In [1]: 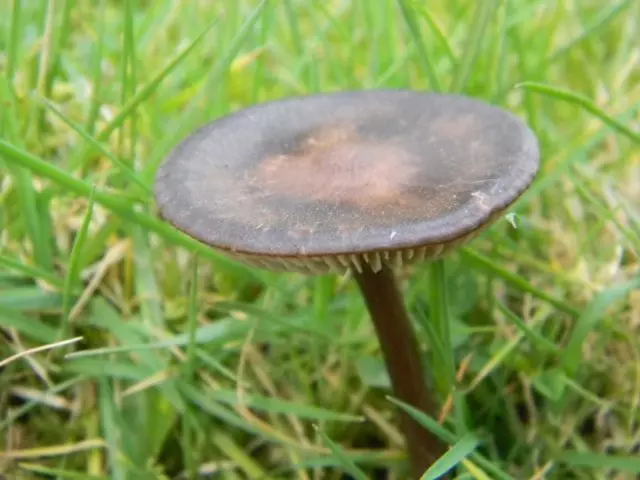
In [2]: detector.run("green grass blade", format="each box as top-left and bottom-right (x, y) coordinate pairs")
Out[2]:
(0, 305), (58, 343)
(194, 349), (240, 384)
(572, 171), (640, 254)
(66, 358), (153, 381)
(388, 397), (515, 480)
(85, 0), (107, 135)
(10, 166), (54, 272)
(0, 140), (261, 280)
(17, 464), (109, 480)
(98, 378), (127, 480)
(59, 186), (96, 339)
(283, 0), (314, 91)
(121, 0), (138, 167)
(251, 0), (273, 102)
(140, 0), (269, 182)
(211, 431), (272, 479)
(43, 0), (72, 103)
(122, 0), (136, 104)
(198, 0), (269, 115)
(406, 1), (455, 64)
(0, 254), (64, 288)
(39, 97), (150, 195)
(387, 396), (455, 442)
(0, 71), (17, 139)
(396, 0), (442, 92)
(95, 16), (221, 143)
(461, 248), (580, 317)
(450, 0), (498, 92)
(315, 426), (370, 480)
(516, 105), (639, 204)
(420, 433), (480, 480)
(131, 226), (164, 326)
(64, 318), (250, 358)
(0, 139), (126, 208)
(508, 26), (539, 132)
(559, 451), (640, 473)
(517, 82), (640, 144)
(7, 0), (22, 81)
(547, 0), (635, 63)
(426, 259), (456, 400)
(0, 375), (86, 431)
(182, 256), (200, 480)
(313, 275), (333, 324)
(561, 276), (640, 377)
(277, 451), (399, 474)
(81, 299), (167, 371)
(180, 385), (266, 438)
(210, 389), (365, 423)
(488, 0), (508, 101)
(495, 301), (560, 354)
(0, 287), (64, 312)
(183, 256), (200, 381)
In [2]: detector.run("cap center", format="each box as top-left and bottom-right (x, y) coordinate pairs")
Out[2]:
(254, 126), (418, 209)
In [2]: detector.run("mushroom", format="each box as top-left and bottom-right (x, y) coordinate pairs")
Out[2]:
(154, 89), (539, 478)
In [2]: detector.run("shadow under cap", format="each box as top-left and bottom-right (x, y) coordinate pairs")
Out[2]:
(155, 90), (539, 271)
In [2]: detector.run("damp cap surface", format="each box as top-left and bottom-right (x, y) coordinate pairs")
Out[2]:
(155, 89), (540, 274)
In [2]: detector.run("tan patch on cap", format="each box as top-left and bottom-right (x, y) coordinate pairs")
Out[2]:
(254, 125), (419, 210)
(428, 113), (477, 139)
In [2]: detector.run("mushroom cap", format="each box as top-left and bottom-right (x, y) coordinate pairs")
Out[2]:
(155, 90), (539, 274)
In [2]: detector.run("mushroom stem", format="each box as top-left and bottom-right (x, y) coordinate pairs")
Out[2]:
(353, 263), (446, 478)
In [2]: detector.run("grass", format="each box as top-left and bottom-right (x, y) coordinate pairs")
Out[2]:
(0, 0), (639, 478)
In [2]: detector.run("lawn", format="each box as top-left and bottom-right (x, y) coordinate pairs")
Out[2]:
(1, 0), (639, 479)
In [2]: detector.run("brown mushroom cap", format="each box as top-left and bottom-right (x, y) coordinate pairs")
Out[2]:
(155, 90), (539, 274)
